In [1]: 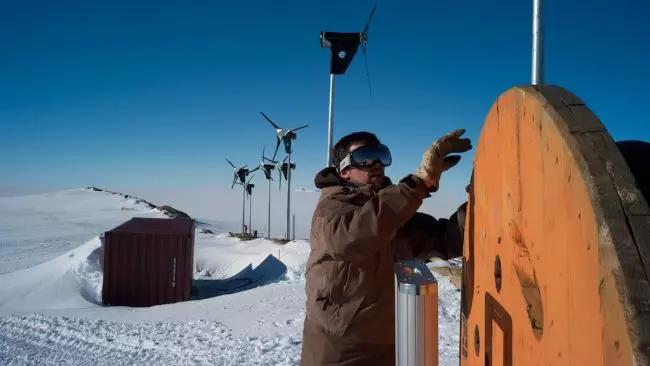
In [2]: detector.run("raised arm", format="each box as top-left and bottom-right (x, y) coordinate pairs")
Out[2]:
(314, 176), (430, 262)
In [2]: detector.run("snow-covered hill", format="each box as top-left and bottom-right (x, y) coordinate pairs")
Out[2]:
(0, 187), (462, 365)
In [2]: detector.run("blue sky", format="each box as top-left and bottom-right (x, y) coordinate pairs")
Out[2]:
(1, 0), (648, 196)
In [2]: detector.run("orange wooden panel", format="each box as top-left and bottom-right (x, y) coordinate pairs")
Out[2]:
(459, 85), (650, 366)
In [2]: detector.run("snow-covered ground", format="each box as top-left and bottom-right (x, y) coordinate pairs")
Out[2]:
(0, 188), (462, 365)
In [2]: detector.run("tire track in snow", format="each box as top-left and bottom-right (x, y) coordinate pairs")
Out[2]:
(0, 314), (302, 365)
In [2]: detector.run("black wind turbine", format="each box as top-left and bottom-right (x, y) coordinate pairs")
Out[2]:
(258, 146), (277, 238)
(320, 4), (377, 166)
(245, 174), (255, 236)
(260, 112), (308, 240)
(225, 158), (258, 234)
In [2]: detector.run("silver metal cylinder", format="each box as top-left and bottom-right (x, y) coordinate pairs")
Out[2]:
(267, 179), (271, 238)
(395, 260), (439, 366)
(327, 73), (335, 167)
(241, 184), (246, 233)
(248, 191), (252, 234)
(286, 152), (292, 240)
(532, 0), (544, 85)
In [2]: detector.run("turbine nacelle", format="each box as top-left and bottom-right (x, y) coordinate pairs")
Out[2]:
(259, 146), (277, 180)
(236, 169), (249, 184)
(319, 4), (376, 80)
(246, 183), (255, 196)
(226, 158), (258, 189)
(281, 162), (296, 181)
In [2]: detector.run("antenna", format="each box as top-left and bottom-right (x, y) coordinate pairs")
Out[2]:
(320, 4), (378, 167)
(225, 157), (257, 235)
(260, 112), (309, 240)
(532, 0), (544, 85)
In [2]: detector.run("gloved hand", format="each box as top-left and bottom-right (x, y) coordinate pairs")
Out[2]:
(415, 129), (473, 192)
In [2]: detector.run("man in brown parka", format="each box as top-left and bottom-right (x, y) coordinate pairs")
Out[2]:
(300, 129), (472, 365)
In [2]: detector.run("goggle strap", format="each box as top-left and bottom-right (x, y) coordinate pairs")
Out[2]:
(339, 155), (352, 172)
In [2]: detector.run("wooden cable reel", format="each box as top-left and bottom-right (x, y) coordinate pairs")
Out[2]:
(459, 85), (650, 365)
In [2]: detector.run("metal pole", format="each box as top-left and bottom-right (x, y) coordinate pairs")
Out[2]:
(532, 0), (544, 85)
(248, 191), (252, 235)
(241, 184), (246, 234)
(286, 151), (292, 240)
(395, 260), (439, 366)
(327, 73), (335, 167)
(292, 214), (296, 241)
(267, 178), (271, 238)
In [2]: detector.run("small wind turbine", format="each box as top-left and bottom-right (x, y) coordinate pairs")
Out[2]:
(280, 159), (296, 182)
(264, 155), (288, 191)
(320, 4), (377, 166)
(245, 174), (255, 236)
(225, 158), (258, 234)
(259, 147), (276, 238)
(260, 112), (309, 161)
(260, 112), (309, 240)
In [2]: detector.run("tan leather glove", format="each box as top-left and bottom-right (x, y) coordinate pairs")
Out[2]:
(415, 129), (473, 192)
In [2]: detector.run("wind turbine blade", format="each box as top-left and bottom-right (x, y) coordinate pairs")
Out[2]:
(249, 166), (259, 173)
(289, 125), (309, 133)
(281, 164), (290, 180)
(363, 46), (373, 96)
(272, 138), (281, 161)
(260, 112), (281, 130)
(362, 4), (378, 36)
(225, 158), (236, 169)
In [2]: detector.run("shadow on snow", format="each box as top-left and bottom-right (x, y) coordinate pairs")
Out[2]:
(191, 254), (288, 300)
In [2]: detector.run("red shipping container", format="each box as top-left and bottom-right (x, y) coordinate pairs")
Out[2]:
(101, 217), (195, 307)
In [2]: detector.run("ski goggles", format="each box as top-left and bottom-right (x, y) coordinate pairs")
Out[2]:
(339, 144), (392, 172)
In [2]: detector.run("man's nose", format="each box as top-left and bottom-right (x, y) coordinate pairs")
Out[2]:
(368, 159), (382, 170)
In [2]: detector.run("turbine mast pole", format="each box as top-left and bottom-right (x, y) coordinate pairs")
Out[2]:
(248, 191), (252, 235)
(267, 178), (272, 238)
(241, 184), (246, 234)
(532, 0), (544, 85)
(286, 151), (292, 240)
(327, 73), (335, 167)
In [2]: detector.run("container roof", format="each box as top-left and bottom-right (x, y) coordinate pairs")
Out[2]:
(108, 217), (194, 235)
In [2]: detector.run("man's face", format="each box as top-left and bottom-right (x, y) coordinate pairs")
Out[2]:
(340, 141), (386, 190)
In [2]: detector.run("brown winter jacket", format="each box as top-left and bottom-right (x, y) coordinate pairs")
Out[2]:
(301, 167), (465, 366)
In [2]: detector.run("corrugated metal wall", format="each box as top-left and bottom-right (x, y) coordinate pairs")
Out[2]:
(101, 218), (195, 307)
